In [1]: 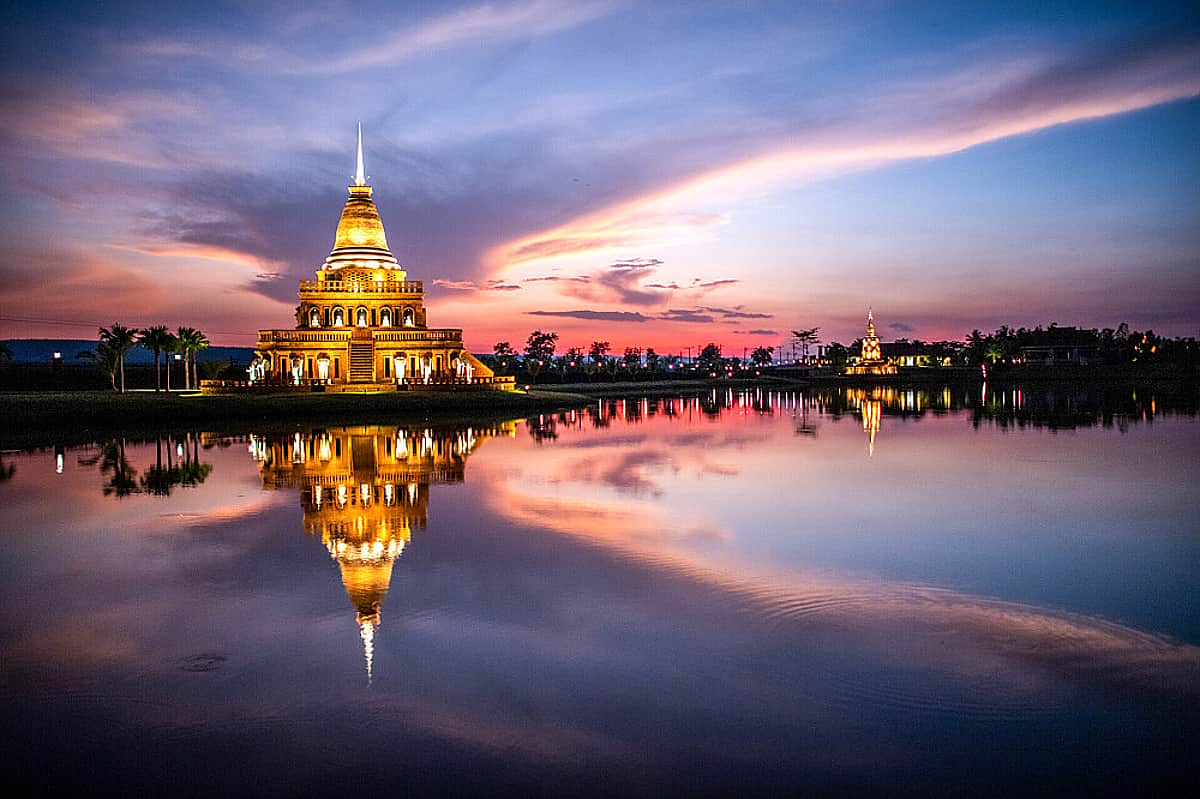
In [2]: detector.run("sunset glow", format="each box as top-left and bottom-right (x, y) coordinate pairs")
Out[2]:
(1, 2), (1197, 352)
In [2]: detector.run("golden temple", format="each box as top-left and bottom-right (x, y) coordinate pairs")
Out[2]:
(251, 126), (513, 392)
(845, 308), (898, 376)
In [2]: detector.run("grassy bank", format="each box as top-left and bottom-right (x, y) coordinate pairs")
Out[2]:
(0, 389), (592, 448)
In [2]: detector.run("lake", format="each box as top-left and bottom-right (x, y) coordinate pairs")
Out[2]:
(1, 385), (1197, 795)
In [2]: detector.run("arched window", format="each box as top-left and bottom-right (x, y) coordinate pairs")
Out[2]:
(403, 307), (415, 327)
(379, 308), (391, 327)
(309, 308), (320, 328)
(357, 308), (368, 327)
(332, 308), (344, 327)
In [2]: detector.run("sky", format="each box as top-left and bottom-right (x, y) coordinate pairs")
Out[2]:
(0, 0), (1197, 352)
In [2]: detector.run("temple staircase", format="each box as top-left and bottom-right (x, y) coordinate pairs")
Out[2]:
(349, 340), (374, 382)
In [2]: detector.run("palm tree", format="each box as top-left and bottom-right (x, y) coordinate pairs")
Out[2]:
(78, 346), (118, 389)
(137, 325), (173, 392)
(191, 329), (210, 387)
(98, 323), (137, 393)
(176, 327), (195, 389)
(791, 327), (821, 364)
(750, 346), (774, 366)
(176, 327), (210, 390)
(164, 331), (179, 391)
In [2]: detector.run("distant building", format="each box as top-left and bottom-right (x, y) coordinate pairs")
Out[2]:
(1018, 327), (1099, 365)
(252, 127), (512, 392)
(879, 342), (954, 368)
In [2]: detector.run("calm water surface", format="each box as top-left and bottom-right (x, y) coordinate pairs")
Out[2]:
(2, 386), (1197, 795)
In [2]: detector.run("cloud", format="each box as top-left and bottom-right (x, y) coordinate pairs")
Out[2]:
(490, 34), (1200, 268)
(645, 277), (739, 291)
(532, 258), (742, 310)
(433, 278), (522, 292)
(287, 0), (621, 74)
(698, 306), (773, 320)
(527, 309), (649, 322)
(743, 329), (779, 336)
(610, 258), (663, 270)
(889, 321), (915, 333)
(433, 279), (479, 291)
(526, 275), (591, 283)
(0, 249), (172, 336)
(658, 309), (713, 324)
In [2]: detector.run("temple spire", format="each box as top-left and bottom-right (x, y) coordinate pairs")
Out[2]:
(354, 123), (366, 187)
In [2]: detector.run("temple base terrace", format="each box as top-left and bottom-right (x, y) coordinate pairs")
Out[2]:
(201, 375), (515, 395)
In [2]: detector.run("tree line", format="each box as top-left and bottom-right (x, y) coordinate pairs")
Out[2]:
(481, 322), (1199, 384)
(484, 331), (775, 383)
(90, 324), (211, 393)
(961, 323), (1197, 368)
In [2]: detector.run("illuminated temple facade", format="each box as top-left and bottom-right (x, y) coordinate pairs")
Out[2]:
(252, 128), (513, 391)
(253, 423), (514, 681)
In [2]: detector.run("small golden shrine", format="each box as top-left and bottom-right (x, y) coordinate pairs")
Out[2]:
(846, 308), (897, 375)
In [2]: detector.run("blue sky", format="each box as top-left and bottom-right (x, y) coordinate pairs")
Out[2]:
(0, 1), (1197, 350)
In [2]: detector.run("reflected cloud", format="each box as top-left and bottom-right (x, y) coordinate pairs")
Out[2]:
(1, 398), (1197, 790)
(488, 474), (1200, 702)
(480, 389), (1200, 704)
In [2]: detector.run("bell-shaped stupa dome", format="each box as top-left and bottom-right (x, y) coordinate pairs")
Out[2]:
(324, 124), (400, 270)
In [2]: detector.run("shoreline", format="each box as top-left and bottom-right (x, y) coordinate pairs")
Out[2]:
(0, 389), (593, 449)
(2, 369), (1193, 448)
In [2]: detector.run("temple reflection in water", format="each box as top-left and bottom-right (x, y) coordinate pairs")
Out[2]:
(250, 423), (515, 681)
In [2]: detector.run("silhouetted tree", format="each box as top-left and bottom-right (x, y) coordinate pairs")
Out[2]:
(750, 346), (774, 366)
(78, 345), (119, 390)
(492, 341), (518, 375)
(98, 323), (137, 393)
(524, 330), (558, 361)
(697, 343), (723, 375)
(791, 327), (820, 363)
(138, 325), (173, 392)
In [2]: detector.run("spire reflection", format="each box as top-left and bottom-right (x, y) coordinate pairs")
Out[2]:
(251, 423), (514, 683)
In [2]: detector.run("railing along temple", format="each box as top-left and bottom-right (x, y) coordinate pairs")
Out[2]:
(299, 280), (424, 293)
